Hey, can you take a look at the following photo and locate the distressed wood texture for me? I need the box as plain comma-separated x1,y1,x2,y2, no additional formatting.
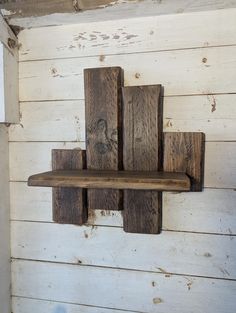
7,2,236,29
19,45,236,102
11,221,236,279
17,9,236,61
164,132,205,191
10,182,236,235
84,67,123,210
12,260,236,313
9,142,236,189
0,14,18,57
8,94,236,142
0,126,11,313
0,0,77,17
52,149,87,225
122,85,163,234
28,170,190,191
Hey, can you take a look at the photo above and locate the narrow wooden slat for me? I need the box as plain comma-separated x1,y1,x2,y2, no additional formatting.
84,67,123,210
52,149,87,225
28,170,190,191
122,85,163,234
164,132,205,191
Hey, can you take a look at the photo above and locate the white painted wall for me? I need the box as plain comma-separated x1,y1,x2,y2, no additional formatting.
0,14,19,123
0,125,11,313
10,8,236,313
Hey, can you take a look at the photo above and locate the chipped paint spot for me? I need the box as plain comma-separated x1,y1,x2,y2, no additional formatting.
135,72,140,79
153,297,163,304
157,267,168,274
204,252,212,257
166,119,173,128
207,95,217,112
125,34,138,40
184,277,194,290
99,55,105,62
152,281,156,287
88,209,96,224
84,231,89,238
219,267,230,276
202,57,207,63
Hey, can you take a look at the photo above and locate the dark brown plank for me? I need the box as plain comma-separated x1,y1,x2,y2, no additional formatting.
122,85,163,234
164,132,205,191
84,67,123,210
52,149,87,225
28,170,190,191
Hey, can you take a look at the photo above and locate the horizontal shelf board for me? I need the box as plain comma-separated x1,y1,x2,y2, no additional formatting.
28,170,190,191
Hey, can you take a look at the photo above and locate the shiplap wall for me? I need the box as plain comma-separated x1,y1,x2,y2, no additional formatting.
10,8,236,313
0,125,11,313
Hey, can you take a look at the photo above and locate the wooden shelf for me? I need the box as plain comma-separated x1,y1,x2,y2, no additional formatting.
28,170,190,191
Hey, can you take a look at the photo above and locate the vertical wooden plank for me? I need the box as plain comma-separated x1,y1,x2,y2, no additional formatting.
52,149,87,225
0,126,11,313
164,132,205,191
84,67,123,210
122,85,163,234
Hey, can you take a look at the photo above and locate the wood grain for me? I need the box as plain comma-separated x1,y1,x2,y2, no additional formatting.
164,132,205,191
84,67,123,210
18,9,236,62
52,149,87,225
28,170,190,191
122,85,163,234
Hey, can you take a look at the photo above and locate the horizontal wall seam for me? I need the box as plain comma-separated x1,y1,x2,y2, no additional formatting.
19,43,236,64
11,295,145,313
10,220,236,236
11,258,236,282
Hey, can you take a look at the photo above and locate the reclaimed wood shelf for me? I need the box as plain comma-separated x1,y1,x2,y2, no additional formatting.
28,170,190,191
27,66,205,234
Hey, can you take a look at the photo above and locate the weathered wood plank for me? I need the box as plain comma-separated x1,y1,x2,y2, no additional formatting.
12,259,236,313
10,182,236,235
12,297,136,313
11,221,236,279
28,170,190,191
0,126,11,313
19,46,236,101
0,43,19,123
0,14,18,57
84,67,123,210
122,85,163,234
164,132,205,191
18,9,236,61
9,142,236,189
0,0,77,17
7,3,236,29
52,149,87,225
8,94,236,142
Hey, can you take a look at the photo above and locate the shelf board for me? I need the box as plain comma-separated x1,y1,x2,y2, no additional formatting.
28,170,190,191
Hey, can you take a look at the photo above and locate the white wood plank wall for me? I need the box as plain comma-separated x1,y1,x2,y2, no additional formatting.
10,8,236,313
0,125,11,313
